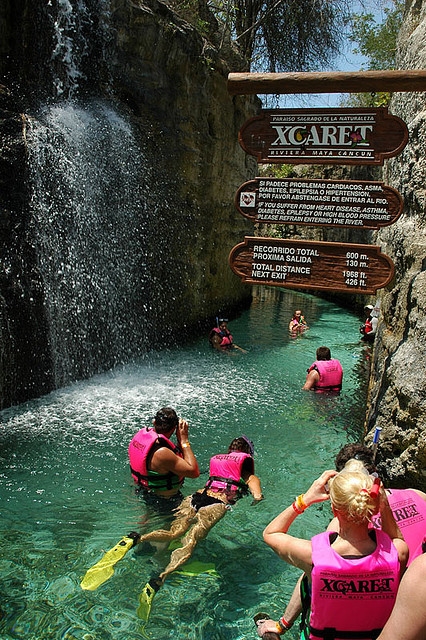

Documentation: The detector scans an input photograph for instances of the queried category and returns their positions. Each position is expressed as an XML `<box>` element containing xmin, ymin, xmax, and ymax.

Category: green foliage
<box><xmin>342</xmin><ymin>90</ymin><xmax>392</xmax><ymax>108</ymax></box>
<box><xmin>233</xmin><ymin>0</ymin><xmax>352</xmax><ymax>72</ymax></box>
<box><xmin>341</xmin><ymin>1</ymin><xmax>404</xmax><ymax>107</ymax></box>
<box><xmin>258</xmin><ymin>164</ymin><xmax>294</xmax><ymax>178</ymax></box>
<box><xmin>348</xmin><ymin>2</ymin><xmax>404</xmax><ymax>71</ymax></box>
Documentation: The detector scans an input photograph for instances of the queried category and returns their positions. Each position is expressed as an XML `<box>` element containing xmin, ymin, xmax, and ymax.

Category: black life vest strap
<box><xmin>130</xmin><ymin>466</ymin><xmax>176</xmax><ymax>490</ymax></box>
<box><xmin>316</xmin><ymin>384</ymin><xmax>342</xmax><ymax>391</ymax></box>
<box><xmin>299</xmin><ymin>574</ymin><xmax>311</xmax><ymax>633</ymax></box>
<box><xmin>205</xmin><ymin>475</ymin><xmax>248</xmax><ymax>495</ymax></box>
<box><xmin>309</xmin><ymin>627</ymin><xmax>382</xmax><ymax>639</ymax></box>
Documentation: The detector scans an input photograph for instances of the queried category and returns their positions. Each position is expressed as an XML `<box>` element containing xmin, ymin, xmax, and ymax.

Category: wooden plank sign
<box><xmin>229</xmin><ymin>237</ymin><xmax>395</xmax><ymax>294</ymax></box>
<box><xmin>238</xmin><ymin>108</ymin><xmax>408</xmax><ymax>165</ymax></box>
<box><xmin>227</xmin><ymin>70</ymin><xmax>426</xmax><ymax>96</ymax></box>
<box><xmin>235</xmin><ymin>178</ymin><xmax>403</xmax><ymax>229</ymax></box>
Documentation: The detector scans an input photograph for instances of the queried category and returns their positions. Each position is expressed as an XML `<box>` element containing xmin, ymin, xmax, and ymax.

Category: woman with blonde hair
<box><xmin>258</xmin><ymin>463</ymin><xmax>408</xmax><ymax>639</ymax></box>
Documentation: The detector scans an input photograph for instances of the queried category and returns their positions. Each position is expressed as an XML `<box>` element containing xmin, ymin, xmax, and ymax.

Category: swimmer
<box><xmin>257</xmin><ymin>465</ymin><xmax>408</xmax><ymax>639</ymax></box>
<box><xmin>209</xmin><ymin>318</ymin><xmax>247</xmax><ymax>353</ymax></box>
<box><xmin>303</xmin><ymin>346</ymin><xmax>343</xmax><ymax>393</ymax></box>
<box><xmin>288</xmin><ymin>309</ymin><xmax>309</xmax><ymax>335</ymax></box>
<box><xmin>137</xmin><ymin>436</ymin><xmax>263</xmax><ymax>620</ymax></box>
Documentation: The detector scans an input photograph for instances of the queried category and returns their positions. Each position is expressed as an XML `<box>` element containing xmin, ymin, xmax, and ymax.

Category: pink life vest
<box><xmin>308</xmin><ymin>359</ymin><xmax>343</xmax><ymax>392</ymax></box>
<box><xmin>309</xmin><ymin>529</ymin><xmax>400</xmax><ymax>640</ymax></box>
<box><xmin>205</xmin><ymin>451</ymin><xmax>252</xmax><ymax>503</ymax></box>
<box><xmin>371</xmin><ymin>489</ymin><xmax>426</xmax><ymax>565</ymax></box>
<box><xmin>128</xmin><ymin>427</ymin><xmax>184</xmax><ymax>492</ymax></box>
<box><xmin>209</xmin><ymin>327</ymin><xmax>233</xmax><ymax>349</ymax></box>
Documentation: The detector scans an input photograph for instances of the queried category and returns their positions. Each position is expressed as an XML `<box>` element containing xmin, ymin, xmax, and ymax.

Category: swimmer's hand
<box><xmin>251</xmin><ymin>494</ymin><xmax>264</xmax><ymax>506</ymax></box>
<box><xmin>255</xmin><ymin>618</ymin><xmax>278</xmax><ymax>637</ymax></box>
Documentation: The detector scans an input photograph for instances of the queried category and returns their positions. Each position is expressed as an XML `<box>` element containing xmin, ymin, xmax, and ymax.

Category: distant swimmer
<box><xmin>209</xmin><ymin>318</ymin><xmax>247</xmax><ymax>353</ymax></box>
<box><xmin>360</xmin><ymin>304</ymin><xmax>378</xmax><ymax>342</ymax></box>
<box><xmin>288</xmin><ymin>309</ymin><xmax>309</xmax><ymax>335</ymax></box>
<box><xmin>303</xmin><ymin>346</ymin><xmax>343</xmax><ymax>393</ymax></box>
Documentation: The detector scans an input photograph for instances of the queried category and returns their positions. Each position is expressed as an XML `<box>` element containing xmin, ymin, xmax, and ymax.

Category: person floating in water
<box><xmin>360</xmin><ymin>304</ymin><xmax>378</xmax><ymax>342</ymax></box>
<box><xmin>137</xmin><ymin>436</ymin><xmax>263</xmax><ymax>621</ymax></box>
<box><xmin>209</xmin><ymin>318</ymin><xmax>247</xmax><ymax>353</ymax></box>
<box><xmin>288</xmin><ymin>309</ymin><xmax>309</xmax><ymax>335</ymax></box>
<box><xmin>303</xmin><ymin>346</ymin><xmax>343</xmax><ymax>393</ymax></box>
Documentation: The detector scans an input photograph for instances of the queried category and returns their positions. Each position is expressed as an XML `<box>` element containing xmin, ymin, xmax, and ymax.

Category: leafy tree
<box><xmin>349</xmin><ymin>1</ymin><xmax>404</xmax><ymax>71</ymax></box>
<box><xmin>232</xmin><ymin>0</ymin><xmax>352</xmax><ymax>71</ymax></box>
<box><xmin>342</xmin><ymin>1</ymin><xmax>404</xmax><ymax>107</ymax></box>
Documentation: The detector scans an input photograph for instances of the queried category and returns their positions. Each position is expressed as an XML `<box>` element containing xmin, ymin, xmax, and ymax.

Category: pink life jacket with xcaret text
<box><xmin>205</xmin><ymin>451</ymin><xmax>251</xmax><ymax>503</ymax></box>
<box><xmin>128</xmin><ymin>427</ymin><xmax>184</xmax><ymax>492</ymax></box>
<box><xmin>372</xmin><ymin>488</ymin><xmax>426</xmax><ymax>565</ymax></box>
<box><xmin>309</xmin><ymin>529</ymin><xmax>400</xmax><ymax>640</ymax></box>
<box><xmin>308</xmin><ymin>359</ymin><xmax>343</xmax><ymax>392</ymax></box>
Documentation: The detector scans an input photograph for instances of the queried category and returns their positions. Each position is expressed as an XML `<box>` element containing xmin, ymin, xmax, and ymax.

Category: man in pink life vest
<box><xmin>303</xmin><ymin>346</ymin><xmax>343</xmax><ymax>393</ymax></box>
<box><xmin>128</xmin><ymin>407</ymin><xmax>200</xmax><ymax>509</ymax></box>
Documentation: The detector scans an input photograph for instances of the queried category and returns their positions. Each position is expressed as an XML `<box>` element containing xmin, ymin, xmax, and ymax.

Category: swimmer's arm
<box><xmin>151</xmin><ymin>445</ymin><xmax>200</xmax><ymax>479</ymax></box>
<box><xmin>263</xmin><ymin>470</ymin><xmax>336</xmax><ymax>572</ymax></box>
<box><xmin>377</xmin><ymin>555</ymin><xmax>426</xmax><ymax>640</ymax></box>
<box><xmin>246</xmin><ymin>473</ymin><xmax>264</xmax><ymax>502</ymax></box>
<box><xmin>210</xmin><ymin>334</ymin><xmax>223</xmax><ymax>350</ymax></box>
<box><xmin>263</xmin><ymin>504</ymin><xmax>312</xmax><ymax>573</ymax></box>
<box><xmin>302</xmin><ymin>369</ymin><xmax>319</xmax><ymax>390</ymax></box>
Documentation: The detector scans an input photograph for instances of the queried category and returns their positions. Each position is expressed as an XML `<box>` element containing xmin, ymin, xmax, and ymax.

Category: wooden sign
<box><xmin>229</xmin><ymin>237</ymin><xmax>395</xmax><ymax>294</ymax></box>
<box><xmin>238</xmin><ymin>108</ymin><xmax>408</xmax><ymax>165</ymax></box>
<box><xmin>235</xmin><ymin>178</ymin><xmax>403</xmax><ymax>229</ymax></box>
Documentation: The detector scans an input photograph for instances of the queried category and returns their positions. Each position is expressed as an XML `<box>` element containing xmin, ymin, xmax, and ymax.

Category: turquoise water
<box><xmin>0</xmin><ymin>287</ymin><xmax>370</xmax><ymax>640</ymax></box>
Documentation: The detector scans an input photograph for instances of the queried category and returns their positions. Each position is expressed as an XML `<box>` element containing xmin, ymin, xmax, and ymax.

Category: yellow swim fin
<box><xmin>137</xmin><ymin>578</ymin><xmax>162</xmax><ymax>622</ymax></box>
<box><xmin>174</xmin><ymin>560</ymin><xmax>218</xmax><ymax>577</ymax></box>
<box><xmin>80</xmin><ymin>532</ymin><xmax>139</xmax><ymax>591</ymax></box>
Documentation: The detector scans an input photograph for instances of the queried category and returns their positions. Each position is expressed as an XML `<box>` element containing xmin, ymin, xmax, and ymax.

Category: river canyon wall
<box><xmin>0</xmin><ymin>0</ymin><xmax>257</xmax><ymax>407</ymax></box>
<box><xmin>365</xmin><ymin>0</ymin><xmax>426</xmax><ymax>489</ymax></box>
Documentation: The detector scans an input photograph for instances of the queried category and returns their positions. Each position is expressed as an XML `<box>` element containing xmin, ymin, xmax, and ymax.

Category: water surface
<box><xmin>0</xmin><ymin>288</ymin><xmax>370</xmax><ymax>639</ymax></box>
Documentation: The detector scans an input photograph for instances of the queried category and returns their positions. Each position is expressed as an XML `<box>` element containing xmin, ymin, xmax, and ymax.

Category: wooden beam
<box><xmin>227</xmin><ymin>70</ymin><xmax>426</xmax><ymax>95</ymax></box>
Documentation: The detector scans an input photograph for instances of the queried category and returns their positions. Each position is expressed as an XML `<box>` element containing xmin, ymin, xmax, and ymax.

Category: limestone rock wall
<box><xmin>365</xmin><ymin>0</ymin><xmax>426</xmax><ymax>489</ymax></box>
<box><xmin>0</xmin><ymin>0</ymin><xmax>257</xmax><ymax>407</ymax></box>
<box><xmin>108</xmin><ymin>0</ymin><xmax>258</xmax><ymax>328</ymax></box>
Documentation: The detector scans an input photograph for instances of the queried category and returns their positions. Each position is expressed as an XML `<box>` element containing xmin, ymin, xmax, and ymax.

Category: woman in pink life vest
<box><xmin>137</xmin><ymin>436</ymin><xmax>263</xmax><ymax>610</ymax></box>
<box><xmin>258</xmin><ymin>463</ymin><xmax>408</xmax><ymax>640</ymax></box>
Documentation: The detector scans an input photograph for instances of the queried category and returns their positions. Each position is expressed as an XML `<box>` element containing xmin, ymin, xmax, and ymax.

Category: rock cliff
<box><xmin>365</xmin><ymin>0</ymin><xmax>426</xmax><ymax>490</ymax></box>
<box><xmin>0</xmin><ymin>0</ymin><xmax>257</xmax><ymax>406</ymax></box>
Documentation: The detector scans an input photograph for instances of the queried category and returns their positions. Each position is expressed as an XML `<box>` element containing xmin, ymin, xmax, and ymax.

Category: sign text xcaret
<box><xmin>238</xmin><ymin>108</ymin><xmax>408</xmax><ymax>165</ymax></box>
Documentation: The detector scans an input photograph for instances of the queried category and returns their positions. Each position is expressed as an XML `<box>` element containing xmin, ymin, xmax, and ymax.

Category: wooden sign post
<box><xmin>227</xmin><ymin>70</ymin><xmax>426</xmax><ymax>96</ymax></box>
<box><xmin>238</xmin><ymin>108</ymin><xmax>408</xmax><ymax>165</ymax></box>
<box><xmin>226</xmin><ymin>70</ymin><xmax>411</xmax><ymax>295</ymax></box>
<box><xmin>229</xmin><ymin>237</ymin><xmax>395</xmax><ymax>294</ymax></box>
<box><xmin>235</xmin><ymin>177</ymin><xmax>403</xmax><ymax>229</ymax></box>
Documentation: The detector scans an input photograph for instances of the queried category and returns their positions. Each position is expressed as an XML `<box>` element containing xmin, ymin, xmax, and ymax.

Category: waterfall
<box><xmin>27</xmin><ymin>100</ymin><xmax>155</xmax><ymax>386</ymax></box>
<box><xmin>25</xmin><ymin>1</ymin><xmax>166</xmax><ymax>387</ymax></box>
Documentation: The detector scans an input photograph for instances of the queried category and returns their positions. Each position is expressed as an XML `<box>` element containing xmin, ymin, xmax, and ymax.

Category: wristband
<box><xmin>276</xmin><ymin>616</ymin><xmax>293</xmax><ymax>634</ymax></box>
<box><xmin>296</xmin><ymin>494</ymin><xmax>307</xmax><ymax>511</ymax></box>
<box><xmin>181</xmin><ymin>442</ymin><xmax>191</xmax><ymax>449</ymax></box>
<box><xmin>295</xmin><ymin>494</ymin><xmax>308</xmax><ymax>512</ymax></box>
<box><xmin>292</xmin><ymin>501</ymin><xmax>304</xmax><ymax>515</ymax></box>
<box><xmin>277</xmin><ymin>616</ymin><xmax>293</xmax><ymax>632</ymax></box>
